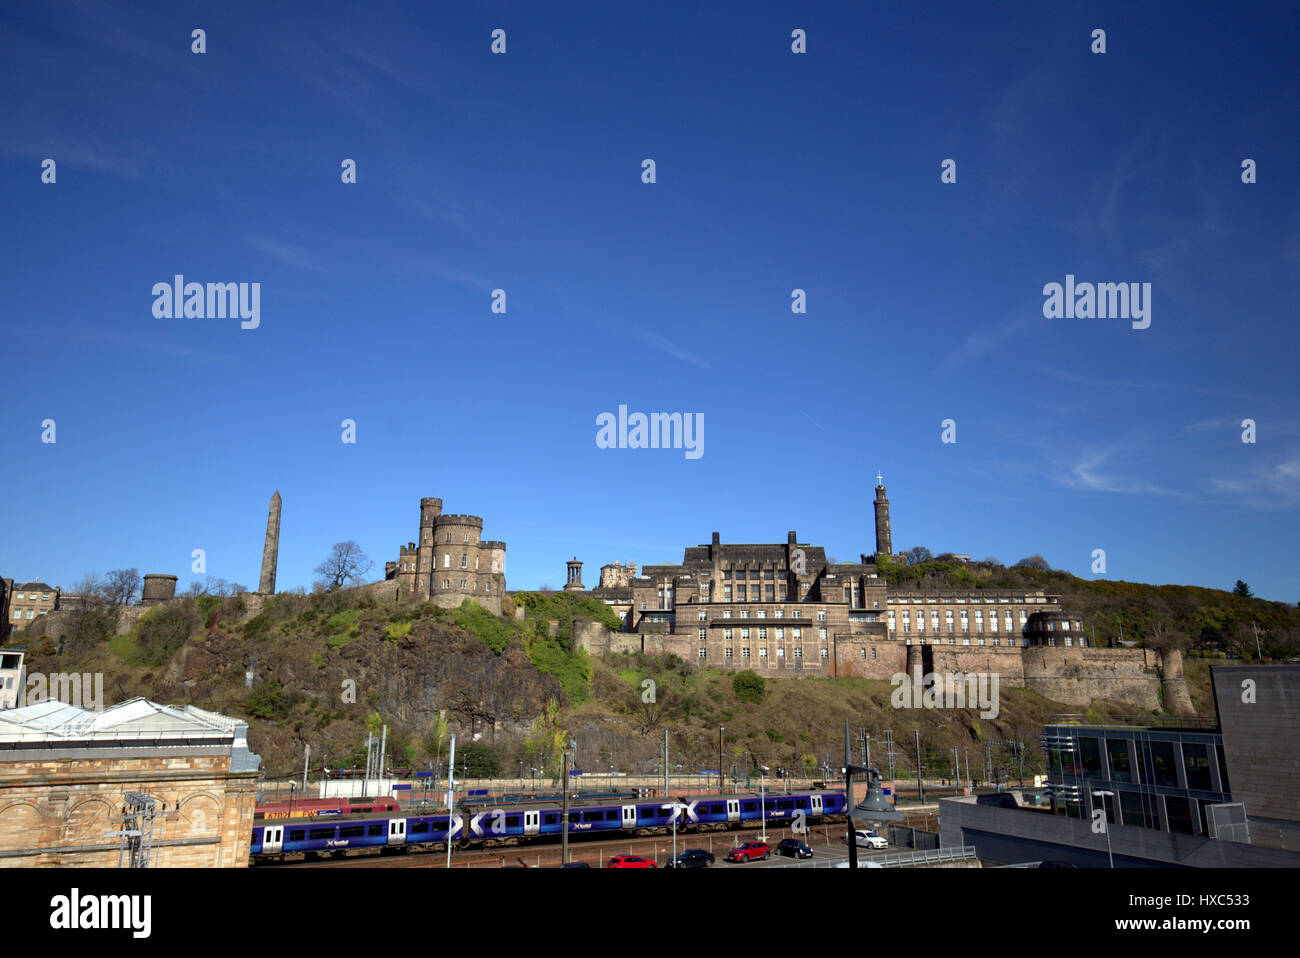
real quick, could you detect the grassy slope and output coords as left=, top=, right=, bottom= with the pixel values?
left=12, top=575, right=1273, bottom=779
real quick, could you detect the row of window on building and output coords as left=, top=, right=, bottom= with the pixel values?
left=436, top=578, right=493, bottom=594
left=888, top=608, right=1037, bottom=634
left=694, top=646, right=883, bottom=665
left=705, top=626, right=824, bottom=642
left=399, top=554, right=486, bottom=573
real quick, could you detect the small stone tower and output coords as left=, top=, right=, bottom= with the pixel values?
left=415, top=497, right=443, bottom=596
left=258, top=491, right=282, bottom=595
left=564, top=558, right=584, bottom=591
left=141, top=574, right=178, bottom=606
left=874, top=480, right=892, bottom=558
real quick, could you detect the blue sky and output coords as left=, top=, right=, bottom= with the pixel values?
left=2, top=1, right=1297, bottom=603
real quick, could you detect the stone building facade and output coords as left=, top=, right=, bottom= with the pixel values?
left=4, top=580, right=58, bottom=635
left=388, top=497, right=507, bottom=614
left=0, top=698, right=261, bottom=867
left=573, top=482, right=1090, bottom=679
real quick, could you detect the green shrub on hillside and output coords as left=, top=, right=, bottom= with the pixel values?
left=512, top=590, right=622, bottom=631
left=450, top=601, right=517, bottom=653
left=526, top=627, right=592, bottom=705
left=326, top=627, right=358, bottom=649
left=325, top=609, right=362, bottom=631
left=195, top=595, right=222, bottom=624
left=246, top=680, right=291, bottom=720
left=733, top=670, right=766, bottom=704
left=136, top=605, right=198, bottom=666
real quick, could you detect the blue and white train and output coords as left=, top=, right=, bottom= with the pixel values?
left=250, top=789, right=848, bottom=861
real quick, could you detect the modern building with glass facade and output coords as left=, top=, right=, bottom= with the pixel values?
left=1040, top=720, right=1230, bottom=837
left=939, top=664, right=1300, bottom=866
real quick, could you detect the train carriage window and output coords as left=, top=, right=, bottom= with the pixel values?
left=410, top=822, right=430, bottom=834
left=742, top=802, right=756, bottom=812
left=354, top=807, right=373, bottom=813
left=583, top=811, right=602, bottom=822
left=309, top=827, right=336, bottom=840
left=545, top=814, right=558, bottom=825
left=606, top=810, right=618, bottom=820
left=796, top=799, right=808, bottom=809
left=339, top=825, right=365, bottom=838
left=368, top=824, right=384, bottom=836
left=711, top=804, right=723, bottom=813
left=569, top=812, right=580, bottom=823
left=778, top=800, right=793, bottom=810
left=289, top=829, right=305, bottom=842
left=507, top=816, right=520, bottom=827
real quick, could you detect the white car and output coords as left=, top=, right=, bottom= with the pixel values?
left=843, top=829, right=888, bottom=849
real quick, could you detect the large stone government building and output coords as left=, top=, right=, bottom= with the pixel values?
left=575, top=481, right=1100, bottom=683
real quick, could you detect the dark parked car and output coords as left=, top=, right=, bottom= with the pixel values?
left=776, top=838, right=813, bottom=859
left=666, top=848, right=715, bottom=869
left=560, top=861, right=591, bottom=868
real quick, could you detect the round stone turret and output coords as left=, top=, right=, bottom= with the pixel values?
left=141, top=574, right=178, bottom=606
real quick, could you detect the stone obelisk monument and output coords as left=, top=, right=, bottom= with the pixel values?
left=258, top=491, right=282, bottom=594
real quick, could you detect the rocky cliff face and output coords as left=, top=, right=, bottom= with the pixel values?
left=182, top=618, right=557, bottom=770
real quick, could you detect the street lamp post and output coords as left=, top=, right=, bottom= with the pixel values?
left=759, top=766, right=770, bottom=843
left=445, top=735, right=457, bottom=869
left=1092, top=790, right=1115, bottom=868
left=845, top=718, right=904, bottom=868
left=719, top=726, right=725, bottom=796
left=561, top=738, right=576, bottom=866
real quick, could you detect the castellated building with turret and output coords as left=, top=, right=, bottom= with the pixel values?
left=387, top=498, right=507, bottom=615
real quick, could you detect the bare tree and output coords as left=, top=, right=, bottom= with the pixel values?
left=904, top=546, right=933, bottom=565
left=314, top=541, right=374, bottom=591
left=1014, top=555, right=1052, bottom=571
left=1148, top=620, right=1191, bottom=653
left=103, top=568, right=141, bottom=606
left=60, top=574, right=116, bottom=654
left=183, top=576, right=247, bottom=597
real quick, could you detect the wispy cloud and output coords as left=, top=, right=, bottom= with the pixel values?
left=1055, top=448, right=1185, bottom=497
left=246, top=236, right=327, bottom=272
left=59, top=328, right=235, bottom=366
left=942, top=311, right=1040, bottom=369
left=0, top=136, right=155, bottom=182
left=629, top=329, right=709, bottom=369
left=1045, top=370, right=1263, bottom=405
left=1209, top=458, right=1300, bottom=510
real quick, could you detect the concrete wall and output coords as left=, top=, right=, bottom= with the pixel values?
left=1212, top=664, right=1300, bottom=850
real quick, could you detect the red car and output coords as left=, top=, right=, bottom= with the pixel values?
left=726, top=841, right=771, bottom=863
left=607, top=855, right=657, bottom=869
